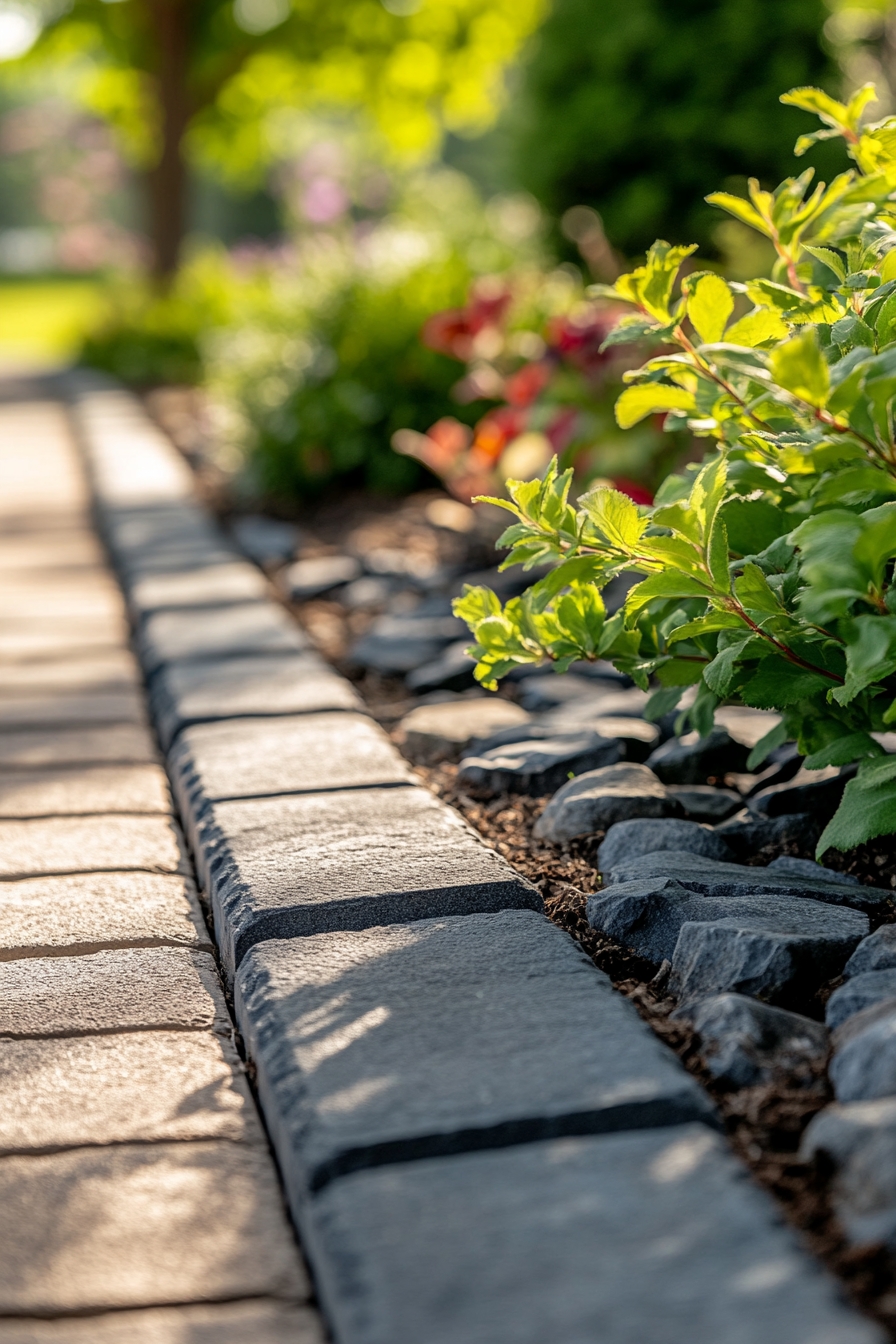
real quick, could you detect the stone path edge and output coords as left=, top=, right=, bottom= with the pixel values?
left=68, top=374, right=887, bottom=1344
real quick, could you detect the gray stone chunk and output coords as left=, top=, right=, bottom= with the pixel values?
left=150, top=651, right=360, bottom=750
left=0, top=947, right=230, bottom=1038
left=717, top=811, right=823, bottom=861
left=534, top=763, right=682, bottom=843
left=0, top=1031, right=258, bottom=1153
left=671, top=903, right=865, bottom=1008
left=196, top=787, right=541, bottom=977
left=826, top=971, right=896, bottom=1030
left=398, top=697, right=531, bottom=764
left=666, top=785, right=744, bottom=822
left=138, top=602, right=307, bottom=673
left=601, top=849, right=889, bottom=913
left=307, top=1125, right=883, bottom=1344
left=0, top=872, right=209, bottom=959
left=769, top=855, right=861, bottom=886
left=802, top=1097, right=896, bottom=1247
left=586, top=878, right=865, bottom=985
left=232, top=512, right=301, bottom=567
left=646, top=728, right=750, bottom=784
left=235, top=911, right=715, bottom=1206
left=597, top=818, right=734, bottom=874
left=0, top=1301, right=325, bottom=1344
left=517, top=673, right=637, bottom=713
left=0, top=1142, right=306, bottom=1315
left=170, top=713, right=412, bottom=823
left=845, top=925, right=896, bottom=978
left=350, top=613, right=466, bottom=674
left=831, top=1008, right=896, bottom=1102
left=749, top=765, right=848, bottom=820
left=404, top=640, right=477, bottom=692
left=458, top=732, right=621, bottom=797
left=282, top=554, right=361, bottom=599
left=538, top=684, right=650, bottom=728
left=675, top=993, right=829, bottom=1089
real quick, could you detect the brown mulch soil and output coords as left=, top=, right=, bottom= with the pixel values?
left=414, top=759, right=896, bottom=1339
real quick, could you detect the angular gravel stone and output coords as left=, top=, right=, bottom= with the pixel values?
left=534, top=763, right=682, bottom=843
left=235, top=911, right=714, bottom=1205
left=831, top=1009, right=896, bottom=1102
left=516, top=673, right=635, bottom=713
left=539, top=686, right=650, bottom=731
left=714, top=706, right=783, bottom=749
left=0, top=872, right=209, bottom=959
left=458, top=733, right=621, bottom=797
left=308, top=1125, right=883, bottom=1344
left=0, top=1031, right=257, bottom=1152
left=716, top=810, right=823, bottom=862
left=197, top=787, right=541, bottom=977
left=0, top=724, right=158, bottom=768
left=150, top=651, right=361, bottom=749
left=802, top=1097, right=896, bottom=1247
left=0, top=815, right=188, bottom=878
left=282, top=554, right=361, bottom=600
left=596, top=818, right=734, bottom=874
left=0, top=1301, right=325, bottom=1344
left=170, top=714, right=412, bottom=824
left=646, top=728, right=750, bottom=785
left=232, top=512, right=301, bottom=566
left=748, top=765, right=849, bottom=820
left=129, top=560, right=268, bottom=615
left=399, top=698, right=531, bottom=764
left=587, top=878, right=865, bottom=979
left=600, top=849, right=889, bottom=913
left=768, top=855, right=861, bottom=887
left=139, top=601, right=307, bottom=673
left=671, top=902, right=865, bottom=1007
left=845, top=926, right=896, bottom=978
left=404, top=640, right=477, bottom=692
left=0, top=947, right=230, bottom=1038
left=675, top=993, right=829, bottom=1089
left=0, top=764, right=170, bottom=818
left=350, top=614, right=466, bottom=674
left=0, top=1142, right=306, bottom=1315
left=826, top=971, right=896, bottom=1031
left=666, top=785, right=744, bottom=822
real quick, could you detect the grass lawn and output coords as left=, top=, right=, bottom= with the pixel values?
left=0, top=278, right=105, bottom=365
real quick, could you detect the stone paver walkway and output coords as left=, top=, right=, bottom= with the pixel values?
left=0, top=385, right=323, bottom=1342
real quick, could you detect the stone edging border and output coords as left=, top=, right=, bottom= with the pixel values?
left=68, top=372, right=886, bottom=1344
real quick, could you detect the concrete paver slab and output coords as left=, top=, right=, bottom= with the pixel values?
left=151, top=652, right=362, bottom=749
left=0, top=725, right=158, bottom=768
left=0, top=1031, right=258, bottom=1152
left=0, top=1141, right=307, bottom=1314
left=309, top=1125, right=884, bottom=1344
left=236, top=912, right=715, bottom=1205
left=195, top=787, right=541, bottom=977
left=0, top=765, right=170, bottom=818
left=0, top=872, right=209, bottom=959
left=0, top=947, right=230, bottom=1039
left=0, top=649, right=140, bottom=692
left=0, top=689, right=146, bottom=730
left=170, top=713, right=412, bottom=813
left=0, top=815, right=188, bottom=878
left=138, top=602, right=307, bottom=673
left=0, top=1301, right=325, bottom=1344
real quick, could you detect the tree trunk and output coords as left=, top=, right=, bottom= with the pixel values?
left=145, top=0, right=191, bottom=283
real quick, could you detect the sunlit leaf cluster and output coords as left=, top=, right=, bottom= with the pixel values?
left=456, top=83, right=896, bottom=855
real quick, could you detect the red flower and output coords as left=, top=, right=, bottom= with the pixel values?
left=504, top=360, right=552, bottom=408
left=471, top=406, right=525, bottom=461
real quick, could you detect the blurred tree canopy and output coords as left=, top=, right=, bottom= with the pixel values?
left=508, top=0, right=843, bottom=257
left=16, top=0, right=544, bottom=276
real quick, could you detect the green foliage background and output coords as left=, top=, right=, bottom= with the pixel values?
left=509, top=0, right=844, bottom=255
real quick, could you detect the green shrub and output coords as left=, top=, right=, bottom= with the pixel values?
left=207, top=171, right=546, bottom=498
left=455, top=84, right=896, bottom=856
left=509, top=0, right=841, bottom=255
